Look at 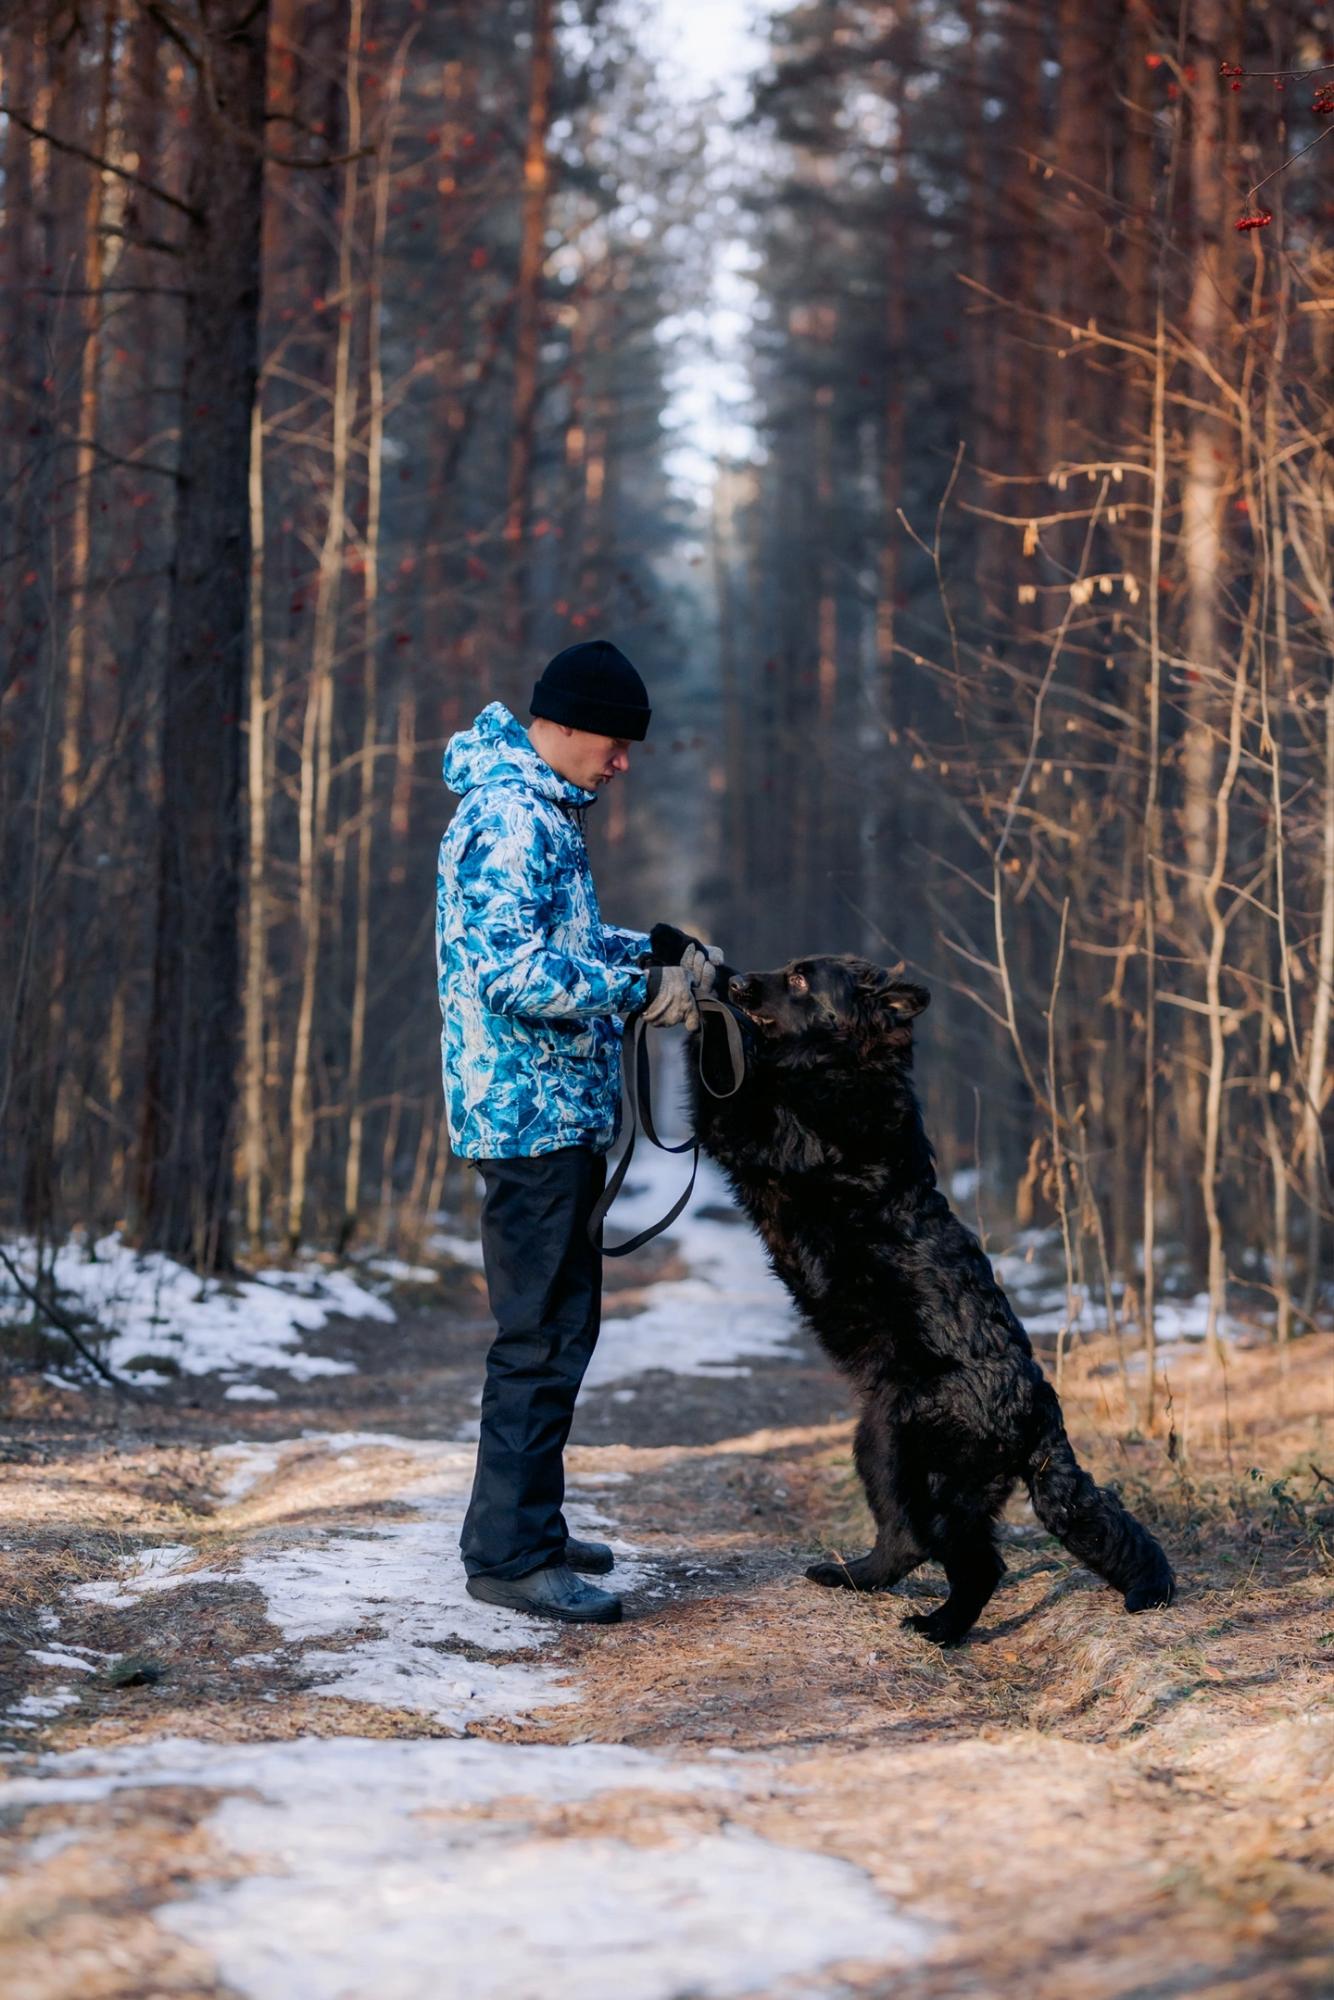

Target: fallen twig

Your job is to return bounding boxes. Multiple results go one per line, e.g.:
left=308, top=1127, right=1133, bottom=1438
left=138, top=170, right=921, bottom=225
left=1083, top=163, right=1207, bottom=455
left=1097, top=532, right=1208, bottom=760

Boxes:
left=0, top=1246, right=139, bottom=1393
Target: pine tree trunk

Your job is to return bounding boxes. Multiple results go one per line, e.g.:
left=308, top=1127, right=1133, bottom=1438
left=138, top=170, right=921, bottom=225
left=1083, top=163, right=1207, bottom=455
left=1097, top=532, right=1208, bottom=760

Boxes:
left=59, top=0, right=116, bottom=824
left=505, top=0, right=554, bottom=658
left=137, top=1, right=270, bottom=1271
left=1181, top=0, right=1226, bottom=895
left=287, top=1, right=362, bottom=1252
left=342, top=38, right=402, bottom=1250
left=243, top=392, right=271, bottom=1245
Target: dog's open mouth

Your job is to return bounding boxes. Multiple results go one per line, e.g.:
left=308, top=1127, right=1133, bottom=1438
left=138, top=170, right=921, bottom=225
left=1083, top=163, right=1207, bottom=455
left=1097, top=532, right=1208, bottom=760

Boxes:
left=741, top=1008, right=776, bottom=1032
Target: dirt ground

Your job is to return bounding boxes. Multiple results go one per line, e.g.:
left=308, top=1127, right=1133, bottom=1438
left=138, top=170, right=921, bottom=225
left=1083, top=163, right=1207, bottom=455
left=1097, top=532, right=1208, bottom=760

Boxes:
left=1, top=1247, right=1332, bottom=2000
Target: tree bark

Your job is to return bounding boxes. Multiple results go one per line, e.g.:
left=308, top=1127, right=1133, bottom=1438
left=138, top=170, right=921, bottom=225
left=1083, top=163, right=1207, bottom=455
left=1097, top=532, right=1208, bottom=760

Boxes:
left=59, top=0, right=116, bottom=823
left=287, top=0, right=362, bottom=1252
left=342, top=33, right=402, bottom=1249
left=505, top=0, right=554, bottom=659
left=1180, top=0, right=1227, bottom=901
left=243, top=390, right=270, bottom=1245
left=137, top=1, right=270, bottom=1270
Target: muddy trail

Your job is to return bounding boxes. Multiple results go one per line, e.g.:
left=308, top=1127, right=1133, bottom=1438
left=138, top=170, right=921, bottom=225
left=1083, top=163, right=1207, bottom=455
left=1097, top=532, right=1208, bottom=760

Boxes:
left=1, top=1164, right=1332, bottom=2000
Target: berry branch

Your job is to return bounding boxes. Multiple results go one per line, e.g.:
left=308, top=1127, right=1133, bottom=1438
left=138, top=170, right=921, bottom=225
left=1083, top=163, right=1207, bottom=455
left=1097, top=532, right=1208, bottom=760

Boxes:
left=1145, top=52, right=1334, bottom=231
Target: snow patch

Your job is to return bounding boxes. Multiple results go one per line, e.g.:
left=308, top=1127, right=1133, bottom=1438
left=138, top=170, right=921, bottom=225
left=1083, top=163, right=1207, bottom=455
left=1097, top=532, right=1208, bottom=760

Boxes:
left=361, top=1257, right=440, bottom=1284
left=210, top=1439, right=292, bottom=1504
left=9, top=1687, right=81, bottom=1729
left=446, top=1147, right=800, bottom=1429
left=0, top=1234, right=394, bottom=1384
left=219, top=1442, right=642, bottom=1725
left=4, top=1735, right=929, bottom=2000
left=62, top=1436, right=644, bottom=1730
left=70, top=1542, right=221, bottom=1609
left=424, top=1228, right=486, bottom=1270
left=588, top=1151, right=801, bottom=1388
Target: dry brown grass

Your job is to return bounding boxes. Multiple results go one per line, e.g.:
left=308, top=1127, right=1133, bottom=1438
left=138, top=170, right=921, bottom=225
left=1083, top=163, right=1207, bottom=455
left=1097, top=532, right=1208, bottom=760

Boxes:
left=0, top=1325, right=1330, bottom=1998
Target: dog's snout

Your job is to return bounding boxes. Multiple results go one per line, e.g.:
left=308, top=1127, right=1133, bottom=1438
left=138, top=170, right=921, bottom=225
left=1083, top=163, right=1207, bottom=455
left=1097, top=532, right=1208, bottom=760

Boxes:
left=729, top=973, right=755, bottom=1005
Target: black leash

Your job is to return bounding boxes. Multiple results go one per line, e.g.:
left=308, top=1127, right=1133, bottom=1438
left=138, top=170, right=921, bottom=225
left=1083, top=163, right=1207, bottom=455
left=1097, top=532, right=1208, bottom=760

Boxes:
left=588, top=996, right=748, bottom=1255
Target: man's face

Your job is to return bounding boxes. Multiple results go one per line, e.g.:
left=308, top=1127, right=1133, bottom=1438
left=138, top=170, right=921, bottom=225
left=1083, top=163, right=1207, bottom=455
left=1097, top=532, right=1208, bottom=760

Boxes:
left=538, top=722, right=633, bottom=793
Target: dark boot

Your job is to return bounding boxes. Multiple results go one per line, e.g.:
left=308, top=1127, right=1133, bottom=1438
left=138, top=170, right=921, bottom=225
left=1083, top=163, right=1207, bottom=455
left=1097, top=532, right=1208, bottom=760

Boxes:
left=564, top=1536, right=614, bottom=1575
left=466, top=1562, right=623, bottom=1625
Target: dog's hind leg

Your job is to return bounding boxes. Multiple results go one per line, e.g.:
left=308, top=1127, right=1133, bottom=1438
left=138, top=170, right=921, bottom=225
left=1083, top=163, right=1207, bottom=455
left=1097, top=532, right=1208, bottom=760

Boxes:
left=806, top=1408, right=924, bottom=1592
left=900, top=1518, right=1006, bottom=1646
left=1026, top=1418, right=1175, bottom=1612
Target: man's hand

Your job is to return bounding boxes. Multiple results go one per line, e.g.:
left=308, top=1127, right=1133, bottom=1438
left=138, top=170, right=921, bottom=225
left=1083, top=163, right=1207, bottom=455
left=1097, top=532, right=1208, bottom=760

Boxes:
left=642, top=964, right=701, bottom=1030
left=648, top=923, right=725, bottom=998
left=681, top=938, right=724, bottom=995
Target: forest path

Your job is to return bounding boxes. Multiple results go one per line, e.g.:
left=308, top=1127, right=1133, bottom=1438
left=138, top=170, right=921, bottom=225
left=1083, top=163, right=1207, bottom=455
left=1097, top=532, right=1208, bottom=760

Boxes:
left=1, top=1163, right=1332, bottom=2000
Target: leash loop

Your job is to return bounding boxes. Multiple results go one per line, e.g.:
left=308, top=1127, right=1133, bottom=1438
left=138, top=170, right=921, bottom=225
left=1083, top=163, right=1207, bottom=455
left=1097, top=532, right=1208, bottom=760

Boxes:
left=588, top=996, right=748, bottom=1256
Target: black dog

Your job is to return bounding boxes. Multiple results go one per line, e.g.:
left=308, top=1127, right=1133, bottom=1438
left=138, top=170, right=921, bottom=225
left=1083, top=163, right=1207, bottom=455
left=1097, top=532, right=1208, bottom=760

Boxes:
left=665, top=935, right=1175, bottom=1645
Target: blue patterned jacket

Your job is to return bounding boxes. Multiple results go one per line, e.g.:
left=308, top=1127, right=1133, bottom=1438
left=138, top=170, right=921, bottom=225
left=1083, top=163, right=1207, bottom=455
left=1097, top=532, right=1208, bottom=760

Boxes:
left=435, top=702, right=651, bottom=1159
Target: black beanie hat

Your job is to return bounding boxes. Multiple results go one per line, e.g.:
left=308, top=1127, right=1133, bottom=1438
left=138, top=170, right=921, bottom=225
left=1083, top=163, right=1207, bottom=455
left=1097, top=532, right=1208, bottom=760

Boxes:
left=529, top=639, right=652, bottom=742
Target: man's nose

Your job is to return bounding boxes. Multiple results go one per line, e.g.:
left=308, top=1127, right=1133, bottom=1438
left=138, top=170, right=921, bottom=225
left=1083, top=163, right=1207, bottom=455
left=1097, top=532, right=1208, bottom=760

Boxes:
left=612, top=747, right=630, bottom=773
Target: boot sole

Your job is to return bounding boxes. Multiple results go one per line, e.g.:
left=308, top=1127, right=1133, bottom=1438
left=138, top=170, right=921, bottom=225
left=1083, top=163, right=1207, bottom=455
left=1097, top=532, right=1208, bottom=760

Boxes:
left=465, top=1577, right=623, bottom=1624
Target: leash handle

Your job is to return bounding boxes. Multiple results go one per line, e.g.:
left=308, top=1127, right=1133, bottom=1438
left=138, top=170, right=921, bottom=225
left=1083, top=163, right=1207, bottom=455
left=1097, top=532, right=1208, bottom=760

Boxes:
left=589, top=997, right=748, bottom=1256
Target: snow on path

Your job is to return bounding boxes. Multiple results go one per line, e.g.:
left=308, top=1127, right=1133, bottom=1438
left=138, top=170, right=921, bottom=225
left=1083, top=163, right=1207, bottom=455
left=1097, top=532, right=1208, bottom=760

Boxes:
left=5, top=1425, right=933, bottom=1999
left=586, top=1144, right=803, bottom=1386
left=3, top=1736, right=930, bottom=2000
left=452, top=1144, right=803, bottom=1445
left=68, top=1432, right=646, bottom=1728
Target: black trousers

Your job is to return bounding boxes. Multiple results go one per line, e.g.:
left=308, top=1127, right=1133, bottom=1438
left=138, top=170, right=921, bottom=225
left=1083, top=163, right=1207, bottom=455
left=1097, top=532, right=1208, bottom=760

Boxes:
left=460, top=1145, right=607, bottom=1580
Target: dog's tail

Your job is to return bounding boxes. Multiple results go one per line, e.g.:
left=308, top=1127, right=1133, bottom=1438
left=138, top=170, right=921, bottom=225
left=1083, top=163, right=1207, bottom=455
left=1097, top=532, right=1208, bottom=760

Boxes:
left=1025, top=1419, right=1175, bottom=1613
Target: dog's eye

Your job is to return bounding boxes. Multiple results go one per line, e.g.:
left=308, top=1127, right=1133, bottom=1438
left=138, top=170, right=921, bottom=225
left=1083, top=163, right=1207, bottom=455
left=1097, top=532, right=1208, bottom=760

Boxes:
left=787, top=970, right=808, bottom=995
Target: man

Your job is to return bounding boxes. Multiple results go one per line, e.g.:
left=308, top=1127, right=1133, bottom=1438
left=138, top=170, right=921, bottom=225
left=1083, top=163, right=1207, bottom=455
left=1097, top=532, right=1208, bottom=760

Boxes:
left=435, top=639, right=719, bottom=1624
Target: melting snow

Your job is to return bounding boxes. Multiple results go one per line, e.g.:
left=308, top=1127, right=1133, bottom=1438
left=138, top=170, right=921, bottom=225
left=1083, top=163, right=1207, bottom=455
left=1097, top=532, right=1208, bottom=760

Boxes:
left=61, top=1435, right=644, bottom=1730
left=589, top=1146, right=802, bottom=1386
left=424, top=1228, right=486, bottom=1270
left=0, top=1235, right=393, bottom=1384
left=360, top=1257, right=440, bottom=1284
left=8, top=1688, right=82, bottom=1729
left=2, top=1736, right=929, bottom=2000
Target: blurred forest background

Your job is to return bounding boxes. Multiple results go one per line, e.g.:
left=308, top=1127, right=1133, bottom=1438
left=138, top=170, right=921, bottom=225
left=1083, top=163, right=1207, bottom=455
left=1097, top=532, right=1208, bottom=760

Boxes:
left=2, top=0, right=1332, bottom=1391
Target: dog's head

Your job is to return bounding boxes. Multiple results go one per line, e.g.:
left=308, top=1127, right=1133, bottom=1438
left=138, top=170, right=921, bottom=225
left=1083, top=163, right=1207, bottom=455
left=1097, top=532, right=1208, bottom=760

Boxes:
left=728, top=955, right=930, bottom=1064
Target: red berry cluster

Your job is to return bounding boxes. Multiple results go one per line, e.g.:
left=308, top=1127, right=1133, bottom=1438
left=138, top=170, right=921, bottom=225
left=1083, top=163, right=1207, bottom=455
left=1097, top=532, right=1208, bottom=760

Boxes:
left=1315, top=84, right=1334, bottom=116
left=1235, top=209, right=1274, bottom=231
left=1219, top=59, right=1244, bottom=91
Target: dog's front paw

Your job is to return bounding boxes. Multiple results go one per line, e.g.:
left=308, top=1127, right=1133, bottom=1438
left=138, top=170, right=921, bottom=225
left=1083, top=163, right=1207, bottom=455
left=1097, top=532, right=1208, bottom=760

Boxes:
left=805, top=1551, right=894, bottom=1591
left=806, top=1559, right=857, bottom=1590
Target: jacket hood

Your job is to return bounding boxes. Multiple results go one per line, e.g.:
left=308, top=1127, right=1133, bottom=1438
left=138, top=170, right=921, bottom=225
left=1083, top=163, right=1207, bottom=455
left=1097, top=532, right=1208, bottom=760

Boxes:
left=442, top=700, right=594, bottom=806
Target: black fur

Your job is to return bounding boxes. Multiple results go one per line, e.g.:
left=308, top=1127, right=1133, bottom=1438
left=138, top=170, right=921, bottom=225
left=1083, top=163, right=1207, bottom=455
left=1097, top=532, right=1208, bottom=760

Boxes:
left=684, top=951, right=1176, bottom=1645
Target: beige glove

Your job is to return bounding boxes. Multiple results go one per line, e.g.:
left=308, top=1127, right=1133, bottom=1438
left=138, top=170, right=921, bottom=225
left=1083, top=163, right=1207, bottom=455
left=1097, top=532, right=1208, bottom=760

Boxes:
left=680, top=939, right=724, bottom=996
left=643, top=964, right=701, bottom=1030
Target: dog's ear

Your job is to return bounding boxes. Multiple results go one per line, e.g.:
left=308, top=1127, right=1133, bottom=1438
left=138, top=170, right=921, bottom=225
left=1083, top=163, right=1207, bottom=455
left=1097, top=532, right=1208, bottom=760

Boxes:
left=884, top=981, right=930, bottom=1021
left=854, top=966, right=930, bottom=1043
